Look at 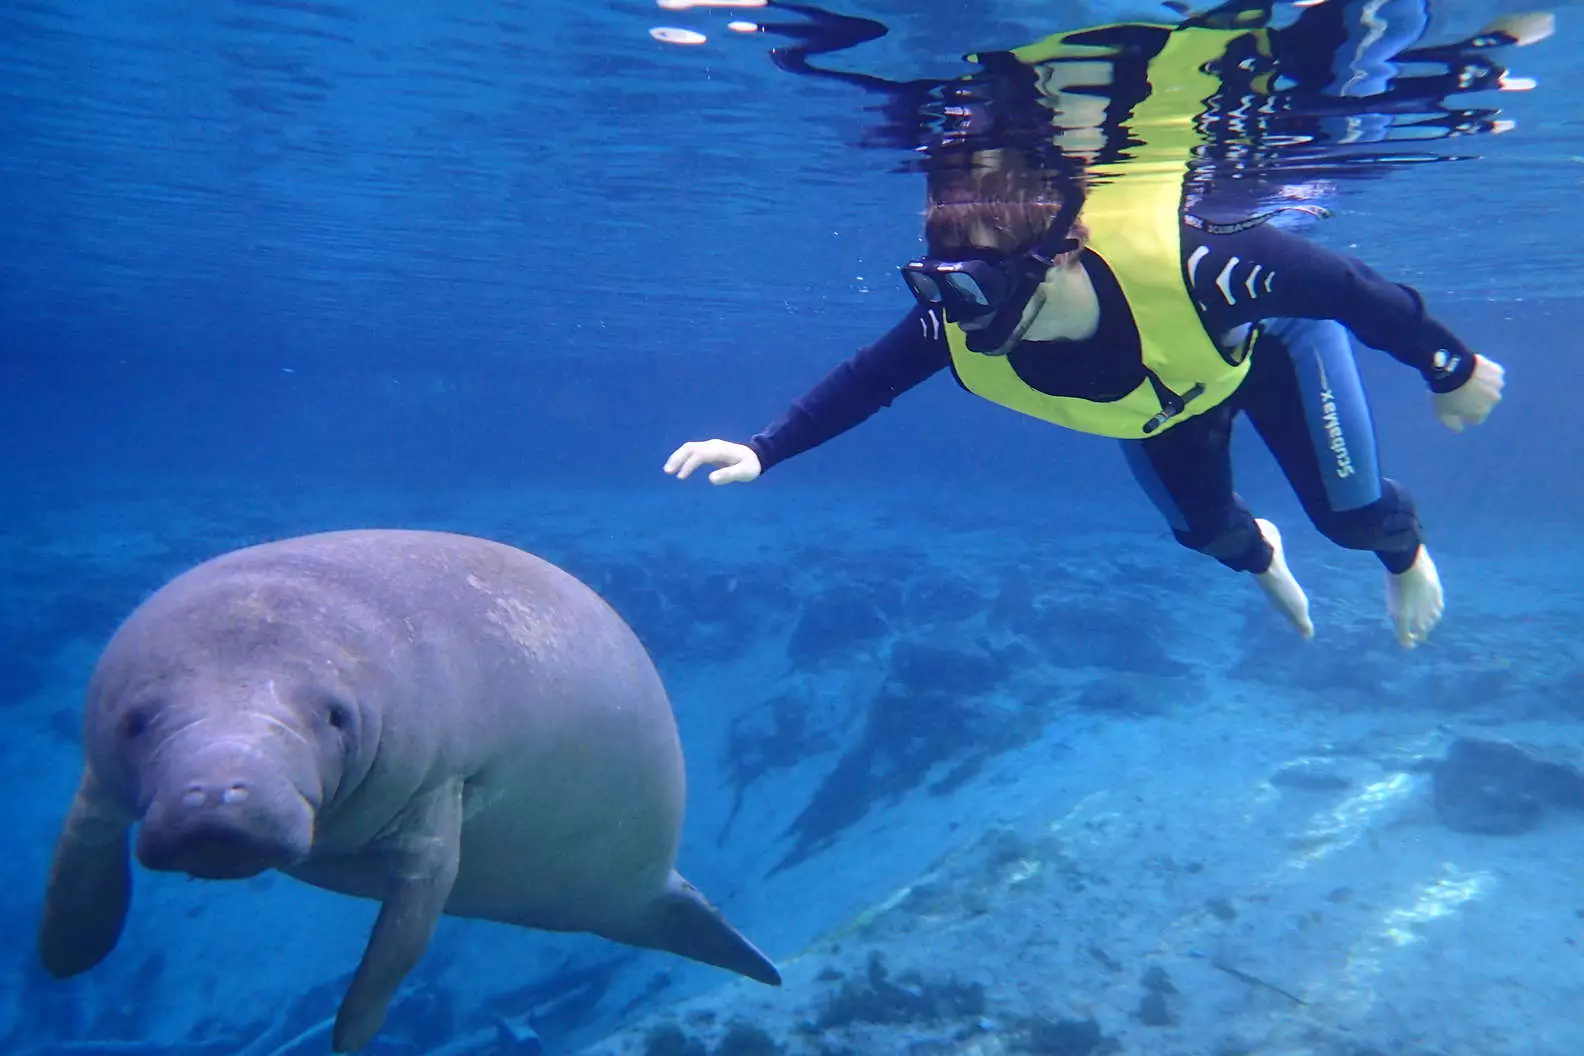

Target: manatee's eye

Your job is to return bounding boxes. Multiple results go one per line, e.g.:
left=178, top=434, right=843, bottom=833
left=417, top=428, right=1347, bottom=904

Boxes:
left=325, top=701, right=353, bottom=732
left=120, top=709, right=151, bottom=740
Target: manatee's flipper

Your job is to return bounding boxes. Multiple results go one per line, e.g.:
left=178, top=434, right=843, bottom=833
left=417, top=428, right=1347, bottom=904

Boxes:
left=38, top=768, right=136, bottom=978
left=627, top=872, right=782, bottom=986
left=332, top=780, right=464, bottom=1053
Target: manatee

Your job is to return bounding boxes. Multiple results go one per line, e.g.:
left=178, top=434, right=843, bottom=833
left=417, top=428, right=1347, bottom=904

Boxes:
left=38, top=529, right=780, bottom=1051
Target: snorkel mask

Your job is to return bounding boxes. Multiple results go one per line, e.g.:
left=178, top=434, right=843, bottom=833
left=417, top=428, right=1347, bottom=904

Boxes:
left=899, top=182, right=1085, bottom=354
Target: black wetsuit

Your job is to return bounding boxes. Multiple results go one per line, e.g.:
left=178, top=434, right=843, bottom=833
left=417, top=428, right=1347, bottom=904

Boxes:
left=746, top=220, right=1478, bottom=575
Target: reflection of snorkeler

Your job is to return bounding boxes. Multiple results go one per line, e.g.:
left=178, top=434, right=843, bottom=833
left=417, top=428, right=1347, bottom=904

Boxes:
left=1270, top=0, right=1548, bottom=101
left=1194, top=0, right=1553, bottom=186
left=665, top=7, right=1526, bottom=649
left=732, top=0, right=1548, bottom=172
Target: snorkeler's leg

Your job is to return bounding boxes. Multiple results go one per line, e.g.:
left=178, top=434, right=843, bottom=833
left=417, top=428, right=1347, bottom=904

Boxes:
left=1244, top=318, right=1443, bottom=648
left=1122, top=405, right=1313, bottom=638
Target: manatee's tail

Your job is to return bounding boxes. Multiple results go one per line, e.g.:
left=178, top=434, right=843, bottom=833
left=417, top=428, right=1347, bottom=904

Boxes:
left=623, top=872, right=782, bottom=986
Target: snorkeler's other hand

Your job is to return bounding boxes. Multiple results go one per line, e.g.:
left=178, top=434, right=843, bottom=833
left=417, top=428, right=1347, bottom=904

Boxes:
left=1432, top=354, right=1504, bottom=433
left=663, top=439, right=763, bottom=485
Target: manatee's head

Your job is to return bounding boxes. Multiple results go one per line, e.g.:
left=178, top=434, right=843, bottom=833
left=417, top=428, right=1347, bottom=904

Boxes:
left=84, top=556, right=389, bottom=880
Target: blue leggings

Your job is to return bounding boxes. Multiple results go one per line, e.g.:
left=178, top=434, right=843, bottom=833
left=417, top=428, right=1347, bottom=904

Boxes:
left=1123, top=318, right=1423, bottom=575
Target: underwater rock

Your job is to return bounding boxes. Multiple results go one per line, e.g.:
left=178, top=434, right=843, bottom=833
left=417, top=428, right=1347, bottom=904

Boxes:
left=477, top=955, right=628, bottom=1047
left=1012, top=1013, right=1109, bottom=1055
left=379, top=980, right=460, bottom=1052
left=1136, top=965, right=1179, bottom=1027
left=1136, top=989, right=1175, bottom=1027
left=586, top=558, right=798, bottom=664
left=670, top=569, right=774, bottom=625
left=587, top=561, right=688, bottom=656
left=1269, top=760, right=1354, bottom=792
left=714, top=1021, right=784, bottom=1055
left=773, top=656, right=1010, bottom=873
left=1228, top=621, right=1396, bottom=704
left=1432, top=736, right=1584, bottom=835
left=770, top=683, right=961, bottom=871
left=812, top=951, right=985, bottom=1031
left=887, top=639, right=1007, bottom=699
left=998, top=590, right=1192, bottom=679
left=642, top=1023, right=707, bottom=1056
left=719, top=691, right=836, bottom=842
left=770, top=633, right=1068, bottom=872
left=1071, top=672, right=1185, bottom=716
left=787, top=586, right=890, bottom=664
left=772, top=635, right=1008, bottom=871
left=905, top=573, right=988, bottom=626
left=493, top=1018, right=546, bottom=1053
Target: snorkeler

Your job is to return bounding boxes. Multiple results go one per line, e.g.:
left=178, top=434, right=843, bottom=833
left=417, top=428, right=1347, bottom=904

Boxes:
left=663, top=7, right=1524, bottom=648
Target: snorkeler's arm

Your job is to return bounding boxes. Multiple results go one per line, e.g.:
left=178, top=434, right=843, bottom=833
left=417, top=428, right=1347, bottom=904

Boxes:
left=1185, top=222, right=1478, bottom=392
left=746, top=305, right=952, bottom=471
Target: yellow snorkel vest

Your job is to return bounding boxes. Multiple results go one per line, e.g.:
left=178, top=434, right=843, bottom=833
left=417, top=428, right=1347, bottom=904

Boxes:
left=946, top=22, right=1271, bottom=439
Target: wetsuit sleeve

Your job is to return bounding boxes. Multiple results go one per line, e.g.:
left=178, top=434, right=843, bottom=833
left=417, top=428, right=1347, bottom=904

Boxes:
left=1185, top=222, right=1478, bottom=393
left=747, top=304, right=952, bottom=472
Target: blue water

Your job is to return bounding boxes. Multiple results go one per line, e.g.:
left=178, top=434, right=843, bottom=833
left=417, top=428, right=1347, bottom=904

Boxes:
left=3, top=0, right=1583, bottom=1053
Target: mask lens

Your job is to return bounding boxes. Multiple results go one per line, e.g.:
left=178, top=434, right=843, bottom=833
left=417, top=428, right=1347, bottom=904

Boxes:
left=903, top=269, right=942, bottom=303
left=942, top=271, right=992, bottom=307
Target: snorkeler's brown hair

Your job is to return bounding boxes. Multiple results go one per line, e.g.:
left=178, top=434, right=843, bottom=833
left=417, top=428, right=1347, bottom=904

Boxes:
left=923, top=147, right=1087, bottom=262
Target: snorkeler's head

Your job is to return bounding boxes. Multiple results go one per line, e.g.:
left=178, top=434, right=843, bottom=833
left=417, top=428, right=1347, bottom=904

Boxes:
left=921, top=147, right=1088, bottom=261
left=899, top=148, right=1087, bottom=351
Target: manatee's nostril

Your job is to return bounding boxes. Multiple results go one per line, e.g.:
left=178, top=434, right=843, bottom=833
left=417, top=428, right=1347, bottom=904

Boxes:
left=179, top=781, right=251, bottom=807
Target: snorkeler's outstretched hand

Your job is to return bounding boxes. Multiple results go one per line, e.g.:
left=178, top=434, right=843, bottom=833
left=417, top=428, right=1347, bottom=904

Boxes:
left=663, top=439, right=763, bottom=485
left=1432, top=354, right=1504, bottom=433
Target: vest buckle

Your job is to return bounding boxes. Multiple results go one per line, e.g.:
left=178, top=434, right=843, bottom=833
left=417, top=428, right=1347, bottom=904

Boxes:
left=1142, top=377, right=1206, bottom=435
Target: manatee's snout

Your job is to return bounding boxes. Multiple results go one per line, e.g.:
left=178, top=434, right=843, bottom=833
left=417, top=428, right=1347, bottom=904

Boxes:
left=135, top=743, right=315, bottom=880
